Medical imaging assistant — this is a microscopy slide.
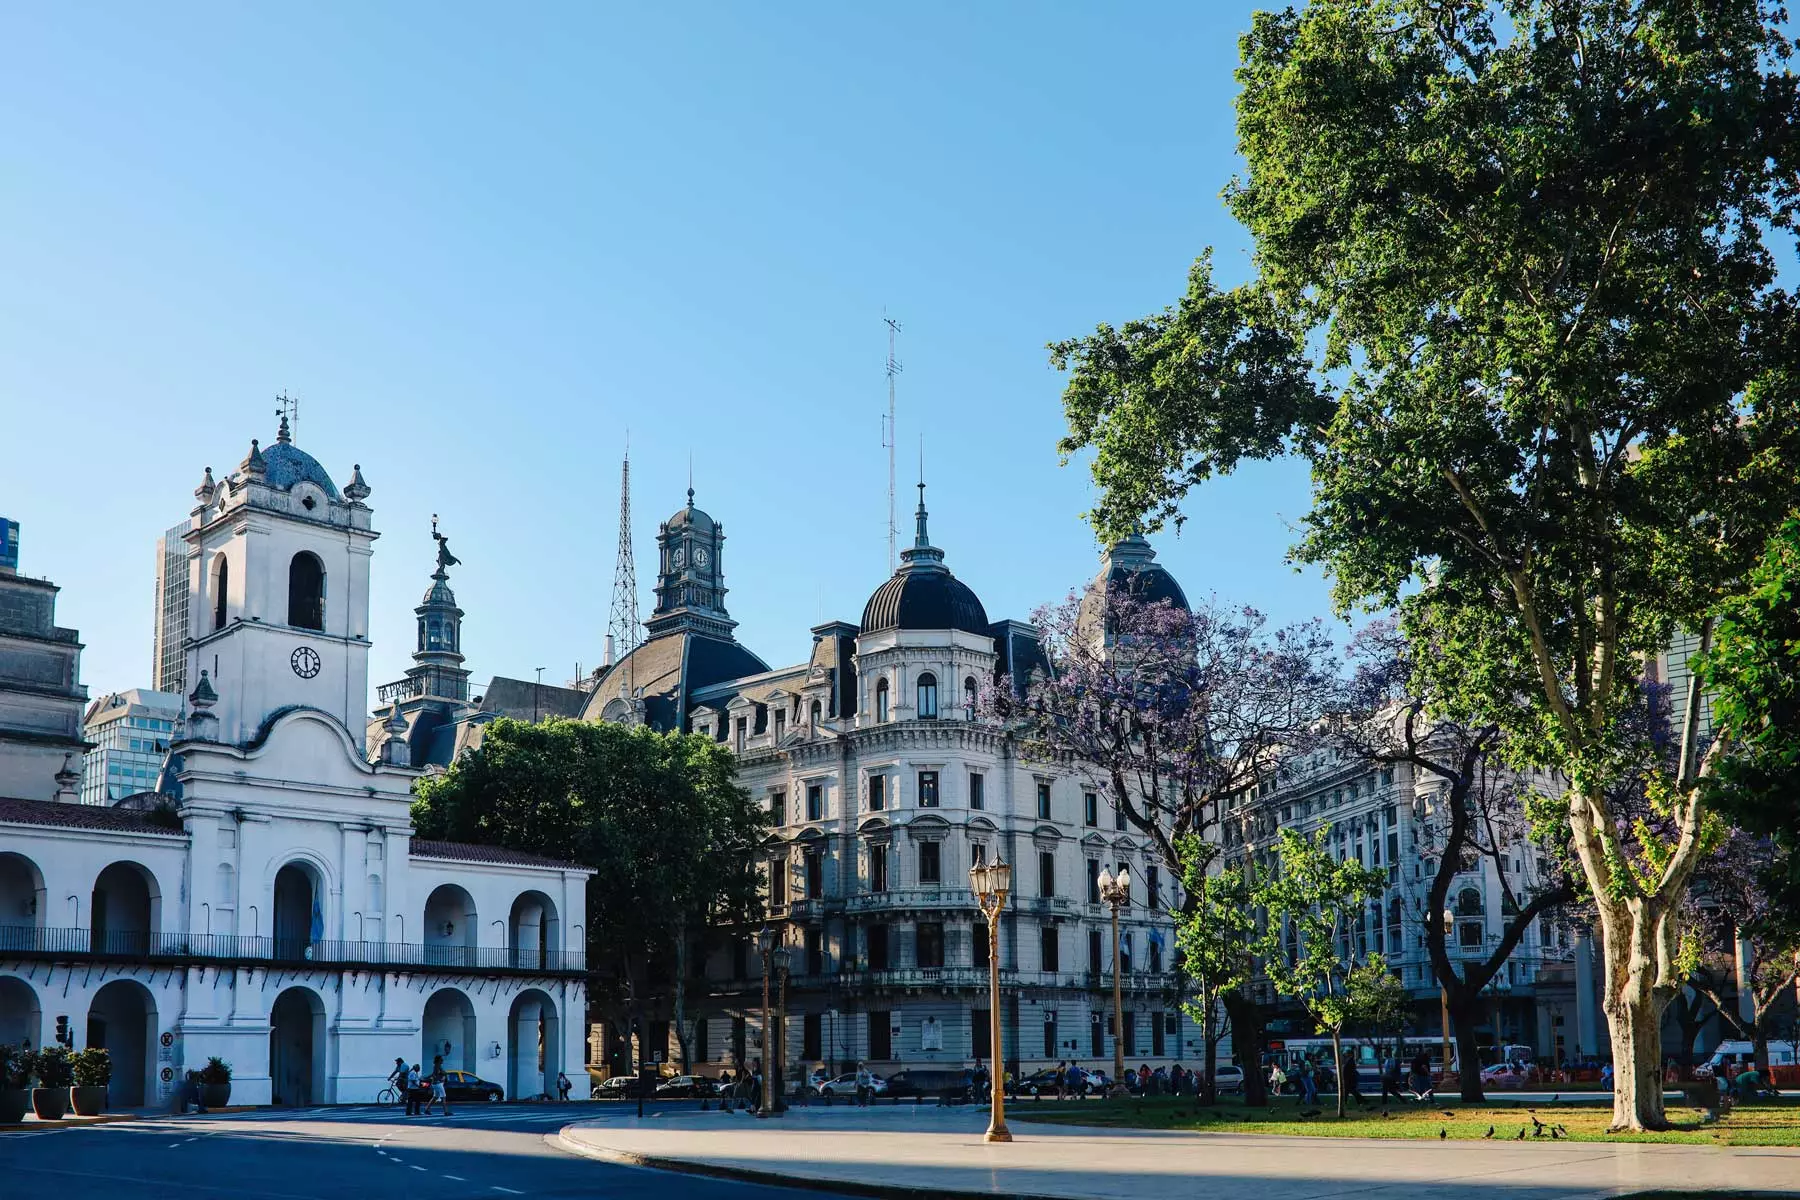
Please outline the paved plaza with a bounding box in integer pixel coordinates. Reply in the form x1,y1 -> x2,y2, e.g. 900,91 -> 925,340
560,1104 -> 1800,1200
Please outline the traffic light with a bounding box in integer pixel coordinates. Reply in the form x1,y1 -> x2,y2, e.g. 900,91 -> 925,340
55,1015 -> 71,1047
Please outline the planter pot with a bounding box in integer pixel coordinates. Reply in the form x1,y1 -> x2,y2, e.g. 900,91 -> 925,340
31,1088 -> 69,1120
200,1082 -> 231,1108
0,1087 -> 29,1124
70,1085 -> 107,1116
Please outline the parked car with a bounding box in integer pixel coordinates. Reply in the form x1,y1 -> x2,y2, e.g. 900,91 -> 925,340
654,1075 -> 717,1098
1479,1062 -> 1535,1090
1697,1041 -> 1798,1079
1212,1065 -> 1245,1094
440,1070 -> 505,1102
591,1074 -> 658,1099
817,1072 -> 888,1098
884,1068 -> 974,1102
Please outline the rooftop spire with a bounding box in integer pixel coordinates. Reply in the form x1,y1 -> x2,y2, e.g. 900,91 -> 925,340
914,480 -> 930,548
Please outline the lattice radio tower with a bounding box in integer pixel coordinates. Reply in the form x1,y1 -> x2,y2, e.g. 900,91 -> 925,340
883,315 -> 902,571
606,446 -> 640,665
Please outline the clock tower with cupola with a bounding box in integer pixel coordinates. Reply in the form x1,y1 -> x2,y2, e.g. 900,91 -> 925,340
645,487 -> 736,641
178,414 -> 378,750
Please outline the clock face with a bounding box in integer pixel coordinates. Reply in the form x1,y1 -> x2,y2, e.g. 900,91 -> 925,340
672,547 -> 685,567
693,547 -> 711,569
291,646 -> 322,679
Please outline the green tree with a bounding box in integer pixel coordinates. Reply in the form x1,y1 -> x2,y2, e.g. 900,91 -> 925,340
1254,829 -> 1389,1118
412,717 -> 768,1068
1052,0 -> 1800,1130
1173,834 -> 1258,1104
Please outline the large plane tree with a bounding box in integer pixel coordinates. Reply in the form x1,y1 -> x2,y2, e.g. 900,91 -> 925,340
1050,1 -> 1800,1129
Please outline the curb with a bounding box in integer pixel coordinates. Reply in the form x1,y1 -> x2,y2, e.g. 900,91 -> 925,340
554,1123 -> 1064,1200
0,1112 -> 143,1133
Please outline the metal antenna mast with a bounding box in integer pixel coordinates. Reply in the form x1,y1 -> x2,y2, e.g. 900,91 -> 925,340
606,444 -> 641,664
883,315 -> 902,571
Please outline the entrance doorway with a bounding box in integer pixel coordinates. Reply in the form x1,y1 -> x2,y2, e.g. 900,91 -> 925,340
87,979 -> 157,1107
269,986 -> 326,1105
506,989 -> 560,1101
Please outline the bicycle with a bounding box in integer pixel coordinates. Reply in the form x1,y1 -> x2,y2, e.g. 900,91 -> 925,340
376,1086 -> 400,1105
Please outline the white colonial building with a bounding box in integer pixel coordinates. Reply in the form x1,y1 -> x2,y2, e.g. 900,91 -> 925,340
0,417 -> 590,1108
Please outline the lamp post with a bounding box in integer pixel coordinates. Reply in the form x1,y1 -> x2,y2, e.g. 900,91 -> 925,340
758,924 -> 775,1118
969,855 -> 1013,1143
1097,865 -> 1132,1097
773,941 -> 792,1114
1439,909 -> 1455,1083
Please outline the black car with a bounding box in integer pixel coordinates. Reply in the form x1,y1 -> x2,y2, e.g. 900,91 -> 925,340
592,1074 -> 658,1099
654,1075 -> 719,1098
885,1068 -> 974,1102
1017,1068 -> 1065,1097
440,1069 -> 504,1102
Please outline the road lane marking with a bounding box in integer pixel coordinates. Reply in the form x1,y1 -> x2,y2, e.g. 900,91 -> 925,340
493,1188 -> 524,1195
443,1176 -> 466,1182
410,1165 -> 427,1172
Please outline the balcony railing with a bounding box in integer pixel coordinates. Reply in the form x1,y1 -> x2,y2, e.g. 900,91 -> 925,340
844,888 -> 981,914
0,925 -> 585,973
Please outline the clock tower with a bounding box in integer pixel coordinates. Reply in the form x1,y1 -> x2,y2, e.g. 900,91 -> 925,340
645,487 -> 736,641
179,415 -> 378,750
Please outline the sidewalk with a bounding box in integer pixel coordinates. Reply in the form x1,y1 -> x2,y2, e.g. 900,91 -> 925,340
557,1106 -> 1800,1200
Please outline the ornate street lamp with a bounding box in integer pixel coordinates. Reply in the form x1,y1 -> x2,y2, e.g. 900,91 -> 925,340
773,941 -> 792,1113
758,924 -> 776,1118
969,856 -> 1013,1143
1097,865 -> 1132,1097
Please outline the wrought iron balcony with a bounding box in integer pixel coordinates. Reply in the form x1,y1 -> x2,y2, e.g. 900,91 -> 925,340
844,888 -> 981,915
0,925 -> 585,974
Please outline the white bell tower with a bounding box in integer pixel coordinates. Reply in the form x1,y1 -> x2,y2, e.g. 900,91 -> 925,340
180,415 -> 378,750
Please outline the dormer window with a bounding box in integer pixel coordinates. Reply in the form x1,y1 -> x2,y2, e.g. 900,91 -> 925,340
916,672 -> 938,719
809,699 -> 822,726
963,676 -> 977,719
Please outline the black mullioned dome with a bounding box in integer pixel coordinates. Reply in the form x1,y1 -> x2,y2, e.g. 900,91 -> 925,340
1104,562 -> 1189,610
861,568 -> 990,636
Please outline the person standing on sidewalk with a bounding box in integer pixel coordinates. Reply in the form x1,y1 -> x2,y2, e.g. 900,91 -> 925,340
855,1062 -> 873,1107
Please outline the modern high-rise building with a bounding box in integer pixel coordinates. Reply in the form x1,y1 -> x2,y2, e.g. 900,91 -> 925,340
151,521 -> 190,695
79,687 -> 182,805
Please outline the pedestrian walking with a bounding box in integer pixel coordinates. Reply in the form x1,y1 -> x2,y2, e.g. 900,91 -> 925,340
855,1061 -> 873,1107
405,1063 -> 423,1116
427,1055 -> 453,1116
557,1071 -> 572,1101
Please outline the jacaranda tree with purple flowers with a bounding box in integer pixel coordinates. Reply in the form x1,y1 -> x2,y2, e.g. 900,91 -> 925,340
986,585 -> 1341,1105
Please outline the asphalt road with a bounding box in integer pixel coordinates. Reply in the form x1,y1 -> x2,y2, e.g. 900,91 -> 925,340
0,1101 -> 852,1200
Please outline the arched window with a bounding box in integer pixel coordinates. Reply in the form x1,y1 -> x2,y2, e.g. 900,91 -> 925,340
809,699 -> 822,726
1456,887 -> 1484,916
963,676 -> 977,719
875,678 -> 890,723
916,672 -> 938,719
211,553 -> 230,631
288,552 -> 325,630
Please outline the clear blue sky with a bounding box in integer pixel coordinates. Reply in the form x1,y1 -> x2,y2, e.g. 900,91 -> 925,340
2,1 -> 1333,701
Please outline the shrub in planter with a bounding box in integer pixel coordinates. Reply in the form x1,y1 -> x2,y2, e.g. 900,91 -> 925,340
0,1043 -> 30,1124
30,1045 -> 73,1120
70,1047 -> 112,1115
199,1056 -> 232,1108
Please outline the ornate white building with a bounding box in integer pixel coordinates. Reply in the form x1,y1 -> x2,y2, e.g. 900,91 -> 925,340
584,486 -> 1191,1080
0,418 -> 590,1108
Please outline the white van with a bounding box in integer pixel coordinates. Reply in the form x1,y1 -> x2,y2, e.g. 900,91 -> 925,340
1698,1040 -> 1797,1077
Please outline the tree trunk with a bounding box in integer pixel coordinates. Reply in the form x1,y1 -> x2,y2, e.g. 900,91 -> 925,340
1600,912 -> 1671,1131
1200,992 -> 1218,1104
1449,999 -> 1486,1103
672,930 -> 691,1074
1223,991 -> 1267,1107
1331,1030 -> 1346,1119
1754,1024 -> 1771,1075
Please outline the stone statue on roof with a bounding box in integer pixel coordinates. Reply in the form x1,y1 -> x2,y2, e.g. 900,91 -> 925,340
431,514 -> 461,573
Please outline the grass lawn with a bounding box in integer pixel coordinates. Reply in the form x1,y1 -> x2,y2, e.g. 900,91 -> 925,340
1009,1094 -> 1800,1147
